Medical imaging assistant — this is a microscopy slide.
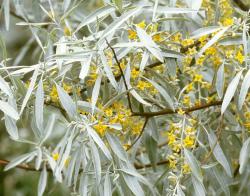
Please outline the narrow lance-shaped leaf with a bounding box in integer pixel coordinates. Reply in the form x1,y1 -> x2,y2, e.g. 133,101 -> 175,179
198,27 -> 229,57
0,75 -> 12,97
208,132 -> 232,177
101,7 -> 141,39
216,62 -> 224,99
239,137 -> 250,174
56,84 -> 77,118
191,175 -> 206,196
79,54 -> 92,80
4,151 -> 36,171
91,73 -> 102,114
35,78 -> 44,131
144,77 -> 175,111
238,69 -> 250,110
90,140 -> 101,184
20,65 -> 40,115
0,100 -> 19,120
136,26 -> 164,62
221,70 -> 243,114
3,0 -> 10,30
106,133 -> 128,162
184,149 -> 203,181
86,124 -> 112,160
38,164 -> 47,196
104,170 -> 112,196
75,6 -> 115,33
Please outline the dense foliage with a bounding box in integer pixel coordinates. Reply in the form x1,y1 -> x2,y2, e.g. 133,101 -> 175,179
1,0 -> 250,195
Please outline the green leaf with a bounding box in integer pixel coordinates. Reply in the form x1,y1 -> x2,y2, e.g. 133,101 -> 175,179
56,84 -> 77,118
101,7 -> 141,39
144,77 -> 174,110
104,170 -> 112,196
35,78 -> 44,131
20,65 -> 40,115
136,27 -> 164,62
0,75 -> 12,97
208,132 -> 232,177
106,133 -> 128,162
4,151 -> 36,171
239,137 -> 250,174
91,73 -> 102,114
198,27 -> 229,57
38,164 -> 47,196
0,100 -> 19,120
221,70 -> 243,114
86,124 -> 112,160
216,62 -> 224,99
90,139 -> 101,184
3,0 -> 10,30
191,175 -> 206,196
184,149 -> 203,181
238,69 -> 250,110
75,6 -> 115,33
191,26 -> 222,39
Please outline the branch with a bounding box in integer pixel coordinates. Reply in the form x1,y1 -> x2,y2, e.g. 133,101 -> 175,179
105,40 -> 134,113
126,117 -> 149,151
132,100 -> 223,117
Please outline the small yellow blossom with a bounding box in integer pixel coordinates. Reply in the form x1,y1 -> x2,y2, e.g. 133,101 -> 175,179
104,108 -> 113,117
183,136 -> 195,148
182,163 -> 191,174
152,34 -> 162,42
64,26 -> 71,36
93,122 -> 107,136
52,152 -> 59,161
128,29 -> 137,40
181,39 -> 194,47
187,47 -> 197,55
222,18 -> 233,26
167,132 -> 176,145
182,95 -> 191,106
137,21 -> 146,29
193,74 -> 203,83
131,68 -> 140,79
50,85 -> 59,103
186,83 -> 194,93
235,51 -> 244,64
205,47 -> 216,55
177,108 -> 185,115
196,56 -> 205,66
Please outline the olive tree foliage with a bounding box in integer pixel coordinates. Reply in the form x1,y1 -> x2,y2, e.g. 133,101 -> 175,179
1,0 -> 250,195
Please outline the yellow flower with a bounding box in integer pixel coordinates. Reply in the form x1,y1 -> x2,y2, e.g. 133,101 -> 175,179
205,47 -> 216,55
177,108 -> 185,115
183,136 -> 195,148
50,85 -> 59,103
193,74 -> 203,83
64,26 -> 71,36
181,39 -> 194,47
168,156 -> 177,169
63,83 -> 72,94
187,47 -> 197,55
128,29 -> 137,40
243,122 -> 250,128
152,34 -> 162,42
167,132 -> 176,145
185,126 -> 195,134
171,32 -> 182,42
104,108 -> 113,117
131,68 -> 139,79
183,95 -> 191,106
52,152 -> 59,161
196,56 -> 205,66
137,80 -> 147,90
136,21 -> 146,29
235,51 -> 244,64
186,83 -> 194,93
182,163 -> 191,174
93,122 -> 107,136
222,18 -> 233,26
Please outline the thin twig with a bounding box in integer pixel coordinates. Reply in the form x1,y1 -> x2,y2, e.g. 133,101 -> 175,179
126,117 -> 149,151
105,39 -> 134,113
132,100 -> 223,117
